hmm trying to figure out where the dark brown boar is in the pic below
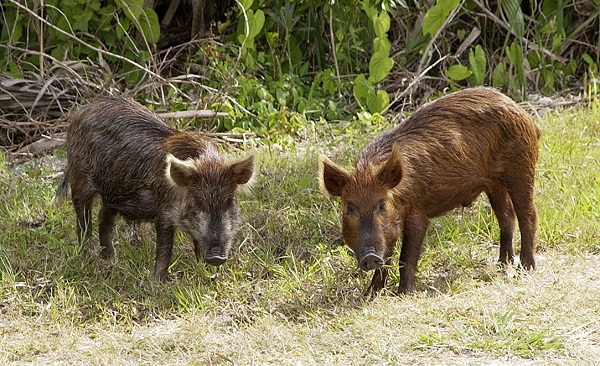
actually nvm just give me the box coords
[319,87,539,294]
[55,97,255,281]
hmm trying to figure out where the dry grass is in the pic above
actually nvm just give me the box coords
[1,253,598,365]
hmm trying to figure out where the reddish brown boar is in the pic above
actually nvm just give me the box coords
[55,97,255,281]
[320,87,539,294]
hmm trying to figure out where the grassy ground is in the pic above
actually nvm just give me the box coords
[0,105,599,365]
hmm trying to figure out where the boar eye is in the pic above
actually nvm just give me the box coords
[345,202,358,216]
[375,200,386,213]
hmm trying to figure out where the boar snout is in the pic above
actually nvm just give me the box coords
[204,245,228,266]
[359,248,384,271]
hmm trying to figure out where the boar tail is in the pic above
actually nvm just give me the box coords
[53,171,70,206]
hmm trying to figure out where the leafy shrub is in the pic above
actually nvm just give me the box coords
[1,0,160,85]
[1,0,599,141]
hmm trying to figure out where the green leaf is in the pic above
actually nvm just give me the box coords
[56,15,70,33]
[373,11,391,39]
[89,0,102,11]
[368,51,394,84]
[8,61,21,76]
[541,66,555,93]
[139,7,160,44]
[501,0,524,39]
[238,33,256,51]
[468,45,487,85]
[361,0,378,19]
[73,13,89,32]
[116,17,129,39]
[238,0,254,10]
[1,7,22,43]
[288,36,302,66]
[373,37,391,56]
[423,0,460,37]
[249,9,265,39]
[353,74,372,107]
[266,32,279,47]
[117,0,144,22]
[583,53,597,68]
[446,64,472,81]
[101,28,116,46]
[354,74,389,113]
[492,62,507,88]
[506,41,523,71]
[367,89,390,114]
[335,28,344,43]
[9,20,22,44]
[506,41,525,98]
[353,74,370,99]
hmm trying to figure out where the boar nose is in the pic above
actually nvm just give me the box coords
[359,248,384,271]
[204,245,227,266]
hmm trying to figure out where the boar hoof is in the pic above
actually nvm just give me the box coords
[359,251,384,271]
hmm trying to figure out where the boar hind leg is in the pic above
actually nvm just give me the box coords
[153,219,175,281]
[507,183,537,270]
[486,183,516,266]
[73,196,93,246]
[98,204,117,259]
[398,215,429,294]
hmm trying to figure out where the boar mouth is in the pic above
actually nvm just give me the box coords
[204,246,228,266]
[358,248,384,271]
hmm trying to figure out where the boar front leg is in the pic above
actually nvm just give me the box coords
[366,257,391,295]
[154,218,175,281]
[398,214,429,294]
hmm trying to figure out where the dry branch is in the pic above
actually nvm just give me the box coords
[158,110,228,119]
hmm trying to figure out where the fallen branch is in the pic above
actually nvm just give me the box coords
[15,133,65,155]
[157,110,228,119]
[199,132,257,138]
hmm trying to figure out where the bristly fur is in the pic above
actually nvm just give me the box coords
[320,87,540,294]
[58,96,256,282]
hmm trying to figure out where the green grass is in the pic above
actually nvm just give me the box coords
[1,106,600,364]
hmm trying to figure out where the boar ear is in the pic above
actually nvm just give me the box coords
[377,144,404,189]
[229,154,255,185]
[166,154,198,187]
[319,156,350,197]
